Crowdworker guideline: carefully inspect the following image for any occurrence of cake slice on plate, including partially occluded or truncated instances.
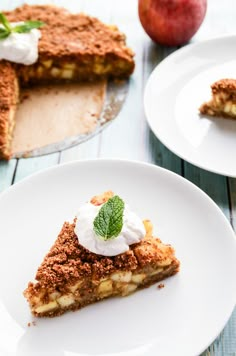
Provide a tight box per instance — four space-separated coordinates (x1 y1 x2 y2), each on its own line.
24 191 180 317
199 79 236 119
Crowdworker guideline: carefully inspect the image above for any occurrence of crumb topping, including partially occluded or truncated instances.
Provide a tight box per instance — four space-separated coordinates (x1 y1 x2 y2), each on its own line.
0 61 18 109
199 78 236 118
212 79 236 94
90 190 114 206
4 4 134 61
32 219 176 290
35 220 137 288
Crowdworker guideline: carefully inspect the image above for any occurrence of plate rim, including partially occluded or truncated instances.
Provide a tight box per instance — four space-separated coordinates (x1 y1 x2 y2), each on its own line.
1 158 235 238
0 158 236 355
144 34 236 178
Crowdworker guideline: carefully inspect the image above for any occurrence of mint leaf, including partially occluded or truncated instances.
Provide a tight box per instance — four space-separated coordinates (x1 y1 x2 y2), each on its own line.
12 20 44 33
0 13 12 32
93 195 125 240
0 13 44 41
0 29 9 39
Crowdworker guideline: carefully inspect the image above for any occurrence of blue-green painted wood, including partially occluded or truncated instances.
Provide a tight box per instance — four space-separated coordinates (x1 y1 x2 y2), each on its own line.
204 309 236 356
14 153 59 183
184 1 235 354
60 139 99 163
183 163 230 220
0 159 17 193
229 178 236 231
142 40 182 174
98 2 147 160
59 0 111 163
139 1 236 354
184 1 236 355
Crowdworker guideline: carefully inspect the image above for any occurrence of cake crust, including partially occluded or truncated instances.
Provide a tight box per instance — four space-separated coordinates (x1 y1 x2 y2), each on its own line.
5 5 134 62
0 61 19 159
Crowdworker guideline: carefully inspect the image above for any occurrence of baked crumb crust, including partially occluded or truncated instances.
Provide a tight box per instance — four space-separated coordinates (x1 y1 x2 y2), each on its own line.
0 61 19 159
0 61 18 108
5 4 134 61
211 79 236 94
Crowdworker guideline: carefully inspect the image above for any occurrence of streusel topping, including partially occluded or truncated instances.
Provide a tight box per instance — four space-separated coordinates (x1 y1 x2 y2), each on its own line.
4 5 134 61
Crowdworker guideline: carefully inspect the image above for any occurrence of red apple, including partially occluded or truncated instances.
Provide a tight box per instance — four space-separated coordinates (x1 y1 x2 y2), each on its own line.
138 0 207 46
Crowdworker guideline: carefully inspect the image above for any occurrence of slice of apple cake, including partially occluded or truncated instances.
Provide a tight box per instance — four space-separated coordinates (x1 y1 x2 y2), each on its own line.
199 79 236 119
24 191 180 317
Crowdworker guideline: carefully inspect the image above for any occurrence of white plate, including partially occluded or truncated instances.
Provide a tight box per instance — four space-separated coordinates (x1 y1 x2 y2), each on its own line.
0 159 236 356
144 35 236 177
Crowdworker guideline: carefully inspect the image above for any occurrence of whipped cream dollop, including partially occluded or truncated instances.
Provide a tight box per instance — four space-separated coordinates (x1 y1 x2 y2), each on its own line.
0 23 41 65
74 202 146 256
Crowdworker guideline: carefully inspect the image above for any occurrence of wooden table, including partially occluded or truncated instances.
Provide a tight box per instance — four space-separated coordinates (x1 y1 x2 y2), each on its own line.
0 0 235 354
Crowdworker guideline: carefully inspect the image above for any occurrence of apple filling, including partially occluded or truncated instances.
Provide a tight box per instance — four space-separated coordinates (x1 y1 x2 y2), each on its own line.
200 94 236 118
18 57 131 86
213 94 236 116
29 263 177 316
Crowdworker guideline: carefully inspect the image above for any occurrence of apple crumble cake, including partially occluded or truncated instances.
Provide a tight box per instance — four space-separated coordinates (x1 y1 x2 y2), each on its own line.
199 79 236 119
24 191 180 317
0 4 135 159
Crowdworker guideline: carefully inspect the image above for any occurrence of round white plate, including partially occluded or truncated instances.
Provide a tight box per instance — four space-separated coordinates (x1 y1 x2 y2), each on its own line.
0 159 235 356
144 35 236 177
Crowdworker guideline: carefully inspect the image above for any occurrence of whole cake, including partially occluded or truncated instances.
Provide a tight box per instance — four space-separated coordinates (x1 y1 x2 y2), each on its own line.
0 4 135 159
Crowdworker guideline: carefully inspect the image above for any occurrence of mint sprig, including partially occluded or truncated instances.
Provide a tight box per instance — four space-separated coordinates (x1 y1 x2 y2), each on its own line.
0 13 44 40
0 13 12 32
0 27 9 40
93 195 125 240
